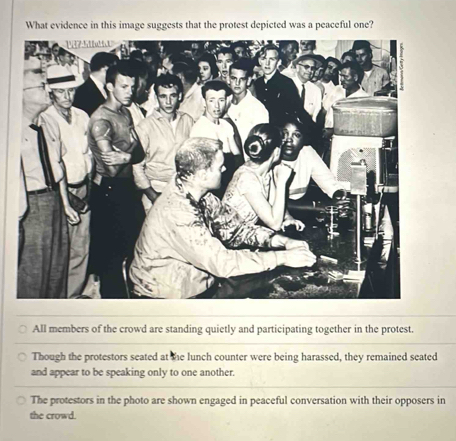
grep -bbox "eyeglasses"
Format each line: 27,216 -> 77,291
297,64 -> 316,71
23,83 -> 47,91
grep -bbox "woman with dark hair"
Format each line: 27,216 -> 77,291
223,124 -> 304,232
198,52 -> 219,84
279,114 -> 346,217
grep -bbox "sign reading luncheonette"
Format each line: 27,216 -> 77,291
57,40 -> 123,63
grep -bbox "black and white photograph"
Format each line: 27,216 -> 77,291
18,38 -> 399,300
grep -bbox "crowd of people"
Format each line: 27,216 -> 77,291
18,39 -> 394,299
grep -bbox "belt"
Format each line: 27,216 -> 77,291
27,186 -> 57,196
68,176 -> 88,189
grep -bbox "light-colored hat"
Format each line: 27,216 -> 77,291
46,64 -> 81,89
293,53 -> 324,69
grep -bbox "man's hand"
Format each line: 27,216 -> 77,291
101,146 -> 132,166
64,205 -> 80,226
283,238 -> 310,251
280,246 -> 317,268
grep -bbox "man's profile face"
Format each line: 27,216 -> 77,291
339,67 -> 358,90
205,89 -> 227,120
229,68 -> 250,97
109,73 -> 134,106
296,59 -> 317,83
202,150 -> 224,191
23,71 -> 51,110
216,53 -> 234,80
157,85 -> 181,115
355,48 -> 372,69
258,49 -> 279,76
51,87 -> 76,110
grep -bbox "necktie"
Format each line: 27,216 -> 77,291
29,124 -> 56,189
301,83 -> 306,105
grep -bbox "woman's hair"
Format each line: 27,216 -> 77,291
278,113 -> 314,144
198,52 -> 219,79
244,124 -> 282,164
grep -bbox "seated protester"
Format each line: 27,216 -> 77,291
223,124 -> 304,233
129,137 -> 316,299
133,73 -> 194,212
198,52 -> 219,85
190,80 -> 243,196
279,114 -> 347,217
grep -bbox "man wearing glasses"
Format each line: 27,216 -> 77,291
42,65 -> 93,298
19,63 -> 80,299
291,53 -> 323,123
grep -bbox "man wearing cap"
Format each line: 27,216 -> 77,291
352,40 -> 389,96
73,51 -> 119,116
291,53 -> 323,123
43,65 -> 93,298
19,63 -> 80,299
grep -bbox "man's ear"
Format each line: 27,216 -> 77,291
247,77 -> 252,87
106,82 -> 114,93
178,92 -> 183,102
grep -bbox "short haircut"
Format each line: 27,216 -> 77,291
58,48 -> 69,57
129,58 -> 149,79
216,47 -> 235,58
90,52 -> 119,73
175,137 -> 222,181
106,59 -> 136,86
339,61 -> 364,84
198,52 -> 219,78
153,73 -> 183,96
229,58 -> 254,77
51,43 -> 59,50
130,50 -> 144,61
300,40 -> 316,50
244,124 -> 282,164
257,44 -> 280,59
202,80 -> 232,99
352,40 -> 372,54
279,40 -> 299,51
172,60 -> 199,85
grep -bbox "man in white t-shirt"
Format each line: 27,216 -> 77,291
190,80 -> 243,195
226,59 -> 269,158
352,40 -> 390,96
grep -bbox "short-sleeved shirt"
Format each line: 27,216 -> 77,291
88,105 -> 139,178
43,105 -> 92,185
223,165 -> 272,226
